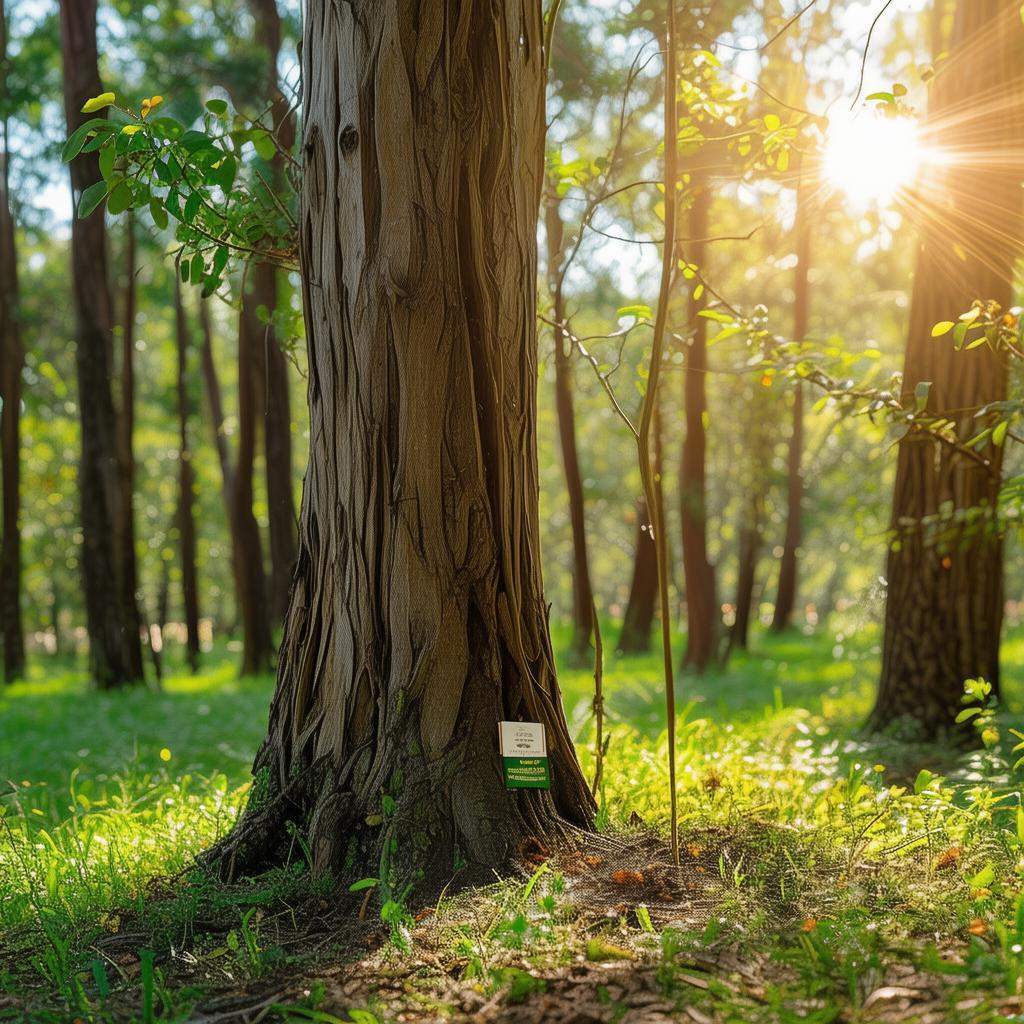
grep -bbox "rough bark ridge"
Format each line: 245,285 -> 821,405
680,179 -> 718,671
59,0 -> 143,688
0,0 -> 25,682
871,0 -> 1024,735
175,280 -> 201,671
771,180 -> 810,632
217,0 -> 594,889
545,190 -> 594,664
246,0 -> 297,624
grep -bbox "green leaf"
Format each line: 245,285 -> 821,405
212,155 -> 237,192
80,91 -> 116,113
251,130 -> 276,161
180,129 -> 216,154
106,180 -> 132,216
61,118 -> 108,163
954,707 -> 983,723
913,769 -> 935,794
993,420 -> 1009,446
205,99 -> 228,116
98,142 -> 116,182
77,180 -> 110,218
347,877 -> 379,893
866,91 -> 895,104
183,191 -> 202,224
931,321 -> 954,338
967,864 -> 994,889
149,198 -> 168,230
212,245 -> 229,276
190,253 -> 204,283
616,303 -> 651,320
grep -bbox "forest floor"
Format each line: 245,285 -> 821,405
2,625 -> 1024,1023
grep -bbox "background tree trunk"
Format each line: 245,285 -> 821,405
617,497 -> 657,654
59,0 -> 143,688
174,280 -> 200,672
771,179 -> 810,632
246,0 -> 297,624
0,1 -> 25,683
234,302 -> 274,674
729,491 -> 764,653
200,299 -> 272,675
680,176 -> 718,671
545,189 -> 594,664
871,0 -> 1024,735
114,213 -> 144,670
214,0 -> 594,890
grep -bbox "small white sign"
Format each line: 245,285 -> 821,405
499,720 -> 547,758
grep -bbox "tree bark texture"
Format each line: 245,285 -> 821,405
0,1 -> 25,682
175,279 -> 201,672
871,0 -> 1024,735
216,0 -> 594,890
771,179 -> 810,632
679,178 -> 718,671
246,0 -> 297,624
544,190 -> 594,664
59,0 -> 144,688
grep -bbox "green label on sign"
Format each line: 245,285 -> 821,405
499,721 -> 550,790
502,756 -> 550,789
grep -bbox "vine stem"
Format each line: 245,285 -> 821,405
636,0 -> 679,867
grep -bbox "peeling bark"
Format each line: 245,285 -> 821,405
871,0 -> 1024,736
213,0 -> 594,890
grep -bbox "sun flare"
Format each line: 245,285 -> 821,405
823,113 -> 925,205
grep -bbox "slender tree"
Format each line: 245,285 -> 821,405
114,213 -> 144,666
544,187 -> 595,664
771,177 -> 810,632
0,0 -> 25,682
201,297 -> 273,675
870,0 -> 1024,734
59,0 -> 143,687
174,278 -> 200,671
212,0 -> 594,886
617,497 -> 657,653
245,0 -> 297,624
679,175 -> 718,671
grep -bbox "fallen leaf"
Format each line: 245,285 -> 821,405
611,869 -> 644,886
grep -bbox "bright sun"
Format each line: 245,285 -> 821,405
823,113 -> 924,205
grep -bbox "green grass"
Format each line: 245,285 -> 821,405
3,627 -> 1024,1021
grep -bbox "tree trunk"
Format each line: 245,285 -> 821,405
0,3 -> 25,682
175,279 -> 201,672
545,189 -> 594,664
771,180 -> 810,632
729,492 -> 763,653
59,0 -> 143,688
212,0 -> 594,891
200,299 -> 273,674
871,0 -> 1024,736
246,0 -> 297,624
679,177 -> 718,671
114,213 -> 144,669
617,498 -> 657,654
